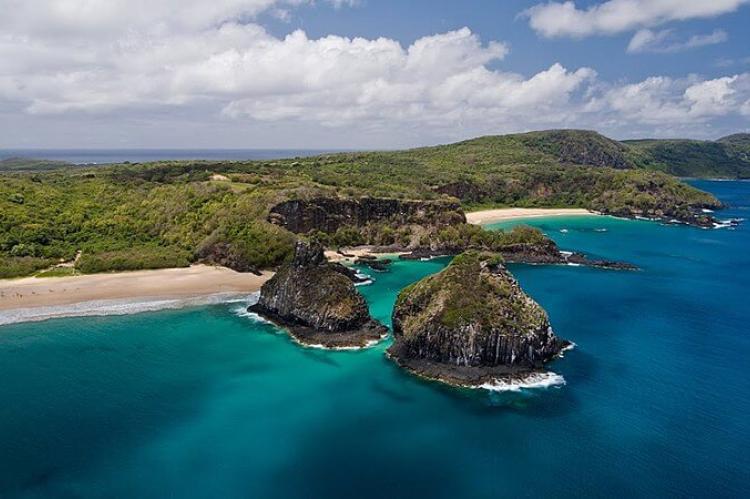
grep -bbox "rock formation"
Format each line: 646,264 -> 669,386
388,251 -> 570,386
249,241 -> 387,348
268,197 -> 466,234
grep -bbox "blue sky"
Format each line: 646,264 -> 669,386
1,0 -> 749,149
266,1 -> 750,81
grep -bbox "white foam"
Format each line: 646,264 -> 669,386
474,371 -> 566,392
559,229 -> 569,233
0,293 -> 257,326
702,208 -> 715,213
594,228 -> 608,232
713,218 -> 743,229
558,342 -> 576,358
353,272 -> 374,286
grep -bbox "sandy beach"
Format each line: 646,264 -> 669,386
466,208 -> 597,225
0,265 -> 273,312
1,208 -> 594,318
324,248 -> 408,264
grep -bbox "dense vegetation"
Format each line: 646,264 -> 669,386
623,134 -> 750,179
0,130 -> 726,277
0,157 -> 72,172
394,250 -> 547,334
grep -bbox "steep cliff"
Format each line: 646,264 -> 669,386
249,241 -> 387,348
268,197 -> 466,234
388,252 -> 570,386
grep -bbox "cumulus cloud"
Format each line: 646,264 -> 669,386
523,0 -> 748,39
627,29 -> 728,53
0,0 -> 749,147
601,74 -> 750,124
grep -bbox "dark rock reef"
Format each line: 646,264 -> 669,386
268,197 -> 465,234
498,238 -> 638,270
399,227 -> 638,271
249,241 -> 387,348
388,252 -> 570,387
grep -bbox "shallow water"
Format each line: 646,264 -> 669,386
1,181 -> 749,498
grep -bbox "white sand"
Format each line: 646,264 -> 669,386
324,248 -> 407,264
0,265 -> 273,312
466,208 -> 596,225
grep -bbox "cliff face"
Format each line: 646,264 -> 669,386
388,252 -> 569,386
249,241 -> 387,348
268,197 -> 466,234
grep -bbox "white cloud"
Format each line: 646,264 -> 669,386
602,74 -> 750,124
627,29 -> 728,53
0,0 -> 748,147
524,0 -> 748,39
0,0 -> 351,36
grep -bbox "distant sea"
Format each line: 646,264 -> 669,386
0,149 -> 347,165
0,180 -> 749,498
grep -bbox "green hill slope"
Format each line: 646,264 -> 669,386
623,138 -> 750,178
0,135 -> 722,278
0,157 -> 73,172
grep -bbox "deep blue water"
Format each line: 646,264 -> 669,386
0,180 -> 749,498
0,149 -> 346,165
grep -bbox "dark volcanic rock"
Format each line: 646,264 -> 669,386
398,237 -> 638,270
388,252 -> 570,386
249,241 -> 387,348
268,197 -> 466,234
354,258 -> 392,271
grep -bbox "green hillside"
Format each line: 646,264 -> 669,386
623,137 -> 750,178
0,157 -> 73,172
0,132 -> 724,278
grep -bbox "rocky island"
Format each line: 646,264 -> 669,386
388,251 -> 570,387
249,241 -> 388,349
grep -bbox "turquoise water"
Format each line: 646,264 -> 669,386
1,181 -> 749,498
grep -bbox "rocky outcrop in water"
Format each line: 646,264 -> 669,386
249,241 -> 387,348
268,197 -> 465,234
499,240 -> 638,270
388,252 -> 570,386
399,235 -> 638,271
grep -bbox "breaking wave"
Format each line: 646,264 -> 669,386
475,372 -> 566,392
1,293 -> 255,326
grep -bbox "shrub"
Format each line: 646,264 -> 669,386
76,246 -> 191,274
0,257 -> 56,278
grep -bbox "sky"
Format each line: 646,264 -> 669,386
1,0 -> 749,149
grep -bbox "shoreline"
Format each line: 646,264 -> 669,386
466,207 -> 597,225
2,208 -> 596,323
0,265 -> 273,315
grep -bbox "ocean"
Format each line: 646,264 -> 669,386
0,149 -> 347,165
0,180 -> 748,498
